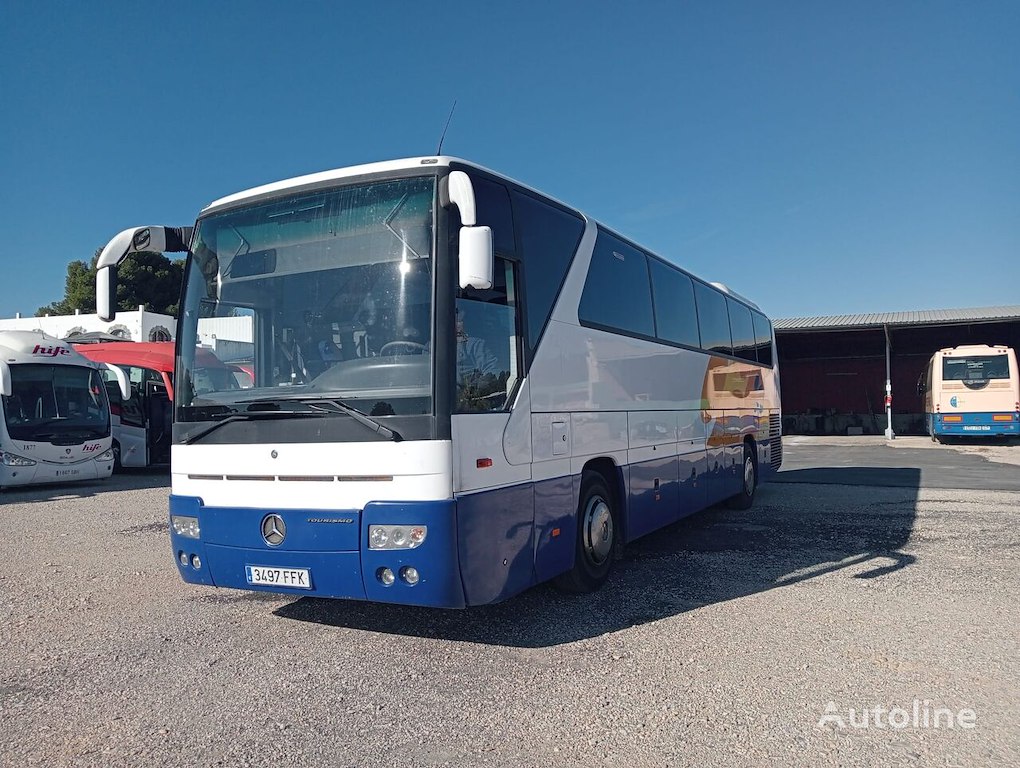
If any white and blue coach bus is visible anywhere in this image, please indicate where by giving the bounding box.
[95,157,782,607]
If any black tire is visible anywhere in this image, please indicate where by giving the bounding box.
[727,443,757,510]
[112,440,122,471]
[554,471,618,593]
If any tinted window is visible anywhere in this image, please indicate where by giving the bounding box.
[471,176,515,258]
[751,311,773,366]
[727,298,756,362]
[511,191,585,354]
[693,282,731,355]
[648,259,700,348]
[942,355,1009,381]
[579,232,654,338]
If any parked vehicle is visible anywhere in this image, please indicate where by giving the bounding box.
[73,341,244,467]
[95,157,781,606]
[919,344,1019,440]
[1,330,128,488]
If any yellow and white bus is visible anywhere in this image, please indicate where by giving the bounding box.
[920,344,1019,440]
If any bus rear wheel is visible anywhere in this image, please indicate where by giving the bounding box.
[554,471,617,593]
[727,444,757,510]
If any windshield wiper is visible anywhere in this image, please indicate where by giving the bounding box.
[302,398,403,442]
[180,409,325,445]
[194,398,404,443]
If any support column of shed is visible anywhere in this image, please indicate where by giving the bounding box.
[884,324,895,439]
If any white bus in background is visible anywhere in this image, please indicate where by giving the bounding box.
[921,344,1020,440]
[95,156,781,607]
[0,331,129,489]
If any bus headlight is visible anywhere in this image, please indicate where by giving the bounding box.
[171,515,201,539]
[368,525,427,549]
[1,451,36,467]
[94,448,114,462]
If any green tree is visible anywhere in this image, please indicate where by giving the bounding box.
[37,249,185,317]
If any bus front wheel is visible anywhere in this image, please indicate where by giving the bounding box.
[555,471,617,593]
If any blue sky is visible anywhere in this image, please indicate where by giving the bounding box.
[1,1,1017,320]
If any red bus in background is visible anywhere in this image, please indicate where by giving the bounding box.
[73,342,250,467]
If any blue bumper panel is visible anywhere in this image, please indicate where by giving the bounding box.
[361,500,466,608]
[168,495,466,608]
[935,413,1020,436]
[207,545,364,598]
[456,484,536,606]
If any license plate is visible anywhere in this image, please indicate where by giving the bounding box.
[245,565,312,589]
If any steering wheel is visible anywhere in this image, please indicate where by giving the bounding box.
[379,341,427,356]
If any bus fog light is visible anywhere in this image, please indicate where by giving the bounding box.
[368,525,427,550]
[178,551,189,566]
[171,515,201,539]
[400,566,420,585]
[191,554,202,569]
[377,567,395,586]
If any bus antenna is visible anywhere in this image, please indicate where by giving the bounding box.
[436,100,457,155]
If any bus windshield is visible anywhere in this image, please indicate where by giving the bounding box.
[942,356,1010,382]
[176,176,436,428]
[2,364,110,442]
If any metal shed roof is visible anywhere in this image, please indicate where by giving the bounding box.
[774,305,1020,332]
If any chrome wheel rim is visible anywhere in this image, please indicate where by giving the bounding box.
[583,495,613,565]
[743,456,755,495]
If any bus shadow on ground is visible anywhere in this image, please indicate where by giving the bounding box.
[774,466,925,488]
[0,468,169,505]
[274,468,920,647]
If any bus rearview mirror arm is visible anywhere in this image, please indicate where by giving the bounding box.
[95,226,192,321]
[0,360,11,397]
[442,171,493,290]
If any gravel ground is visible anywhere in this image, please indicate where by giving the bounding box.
[2,443,1018,767]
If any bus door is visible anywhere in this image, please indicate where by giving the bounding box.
[103,368,148,467]
[145,379,172,464]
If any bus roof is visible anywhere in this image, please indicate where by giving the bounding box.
[935,344,1012,356]
[0,330,101,368]
[202,156,489,214]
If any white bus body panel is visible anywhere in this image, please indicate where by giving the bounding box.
[171,440,454,510]
[0,444,112,487]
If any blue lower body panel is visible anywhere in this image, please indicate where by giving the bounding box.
[169,495,466,608]
[931,412,1020,437]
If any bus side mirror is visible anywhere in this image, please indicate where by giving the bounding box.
[459,225,493,290]
[97,265,118,322]
[95,225,192,321]
[443,170,494,290]
[0,360,11,397]
[102,363,131,401]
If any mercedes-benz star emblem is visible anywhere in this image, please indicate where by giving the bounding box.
[261,514,286,546]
